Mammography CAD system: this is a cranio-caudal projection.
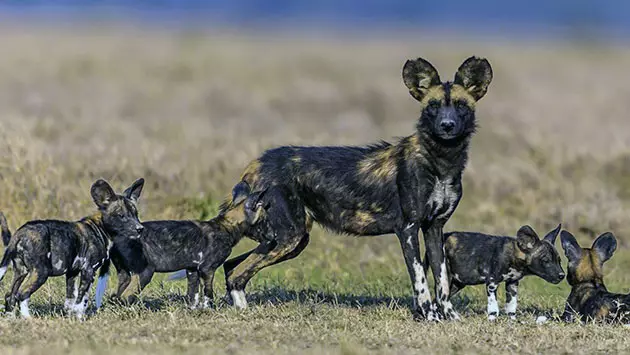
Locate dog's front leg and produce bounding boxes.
[424,223,459,321]
[74,269,95,320]
[64,272,79,314]
[505,281,519,320]
[486,281,499,321]
[395,223,437,321]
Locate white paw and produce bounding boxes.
[488,314,497,321]
[536,316,548,325]
[230,290,248,309]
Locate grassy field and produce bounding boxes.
[1,25,630,354]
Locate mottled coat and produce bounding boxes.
[560,230,630,323]
[0,178,145,319]
[442,225,564,320]
[220,56,493,320]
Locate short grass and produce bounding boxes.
[1,25,630,354]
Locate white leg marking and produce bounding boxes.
[190,292,200,310]
[230,290,248,309]
[20,298,31,318]
[487,283,499,321]
[411,258,430,308]
[437,261,459,320]
[95,273,109,309]
[202,296,211,309]
[0,266,7,281]
[73,294,89,320]
[505,283,518,320]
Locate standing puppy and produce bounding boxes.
[0,178,145,319]
[560,230,630,323]
[442,224,565,320]
[95,182,276,309]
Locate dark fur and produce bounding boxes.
[219,56,493,320]
[96,184,287,308]
[560,230,630,323]
[441,224,564,319]
[0,178,145,318]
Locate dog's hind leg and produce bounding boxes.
[4,261,27,313]
[15,267,49,318]
[115,270,132,301]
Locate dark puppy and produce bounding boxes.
[95,182,278,309]
[442,224,564,320]
[560,230,630,323]
[0,178,144,319]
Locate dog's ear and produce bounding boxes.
[453,56,493,101]
[543,224,562,245]
[402,58,441,102]
[91,179,117,210]
[560,231,582,262]
[592,232,617,264]
[123,178,145,203]
[516,225,539,252]
[231,181,251,206]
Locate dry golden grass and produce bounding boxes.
[1,25,630,354]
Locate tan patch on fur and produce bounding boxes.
[596,304,610,319]
[419,86,446,107]
[450,84,477,109]
[290,156,301,163]
[358,147,397,181]
[370,203,383,213]
[305,215,314,233]
[223,203,248,227]
[240,159,261,186]
[574,249,603,284]
[349,211,376,232]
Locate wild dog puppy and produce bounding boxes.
[0,178,145,319]
[219,56,493,321]
[560,230,630,323]
[442,224,564,320]
[95,182,277,309]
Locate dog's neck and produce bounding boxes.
[81,212,111,246]
[203,217,246,246]
[413,129,471,177]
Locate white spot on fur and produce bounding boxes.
[190,293,200,310]
[426,178,457,220]
[20,298,31,318]
[506,295,518,319]
[47,252,51,259]
[502,268,523,282]
[231,290,248,309]
[72,295,89,320]
[95,274,109,309]
[53,259,64,271]
[202,296,211,309]
[487,283,499,320]
[73,256,88,270]
[536,316,548,324]
[453,273,461,282]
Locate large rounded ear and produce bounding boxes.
[231,181,251,206]
[123,178,145,203]
[453,56,493,101]
[402,58,441,102]
[592,232,617,263]
[91,179,117,210]
[543,224,562,245]
[560,230,582,262]
[516,225,539,252]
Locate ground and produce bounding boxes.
[1,25,630,354]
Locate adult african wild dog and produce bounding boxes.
[94,183,281,309]
[560,230,630,323]
[0,178,145,319]
[219,56,493,321]
[441,224,564,320]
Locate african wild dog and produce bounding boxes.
[217,56,493,321]
[0,178,145,319]
[560,230,630,323]
[94,183,283,309]
[440,224,564,320]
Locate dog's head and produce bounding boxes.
[91,178,145,240]
[516,224,565,284]
[221,181,268,230]
[561,230,617,287]
[403,56,492,142]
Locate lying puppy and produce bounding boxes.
[560,230,630,323]
[440,224,564,320]
[0,178,145,319]
[95,182,273,309]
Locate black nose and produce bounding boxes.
[559,272,565,279]
[440,120,455,132]
[136,225,144,233]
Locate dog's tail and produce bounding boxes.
[0,212,11,247]
[95,258,111,309]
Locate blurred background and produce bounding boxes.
[1,1,630,266]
